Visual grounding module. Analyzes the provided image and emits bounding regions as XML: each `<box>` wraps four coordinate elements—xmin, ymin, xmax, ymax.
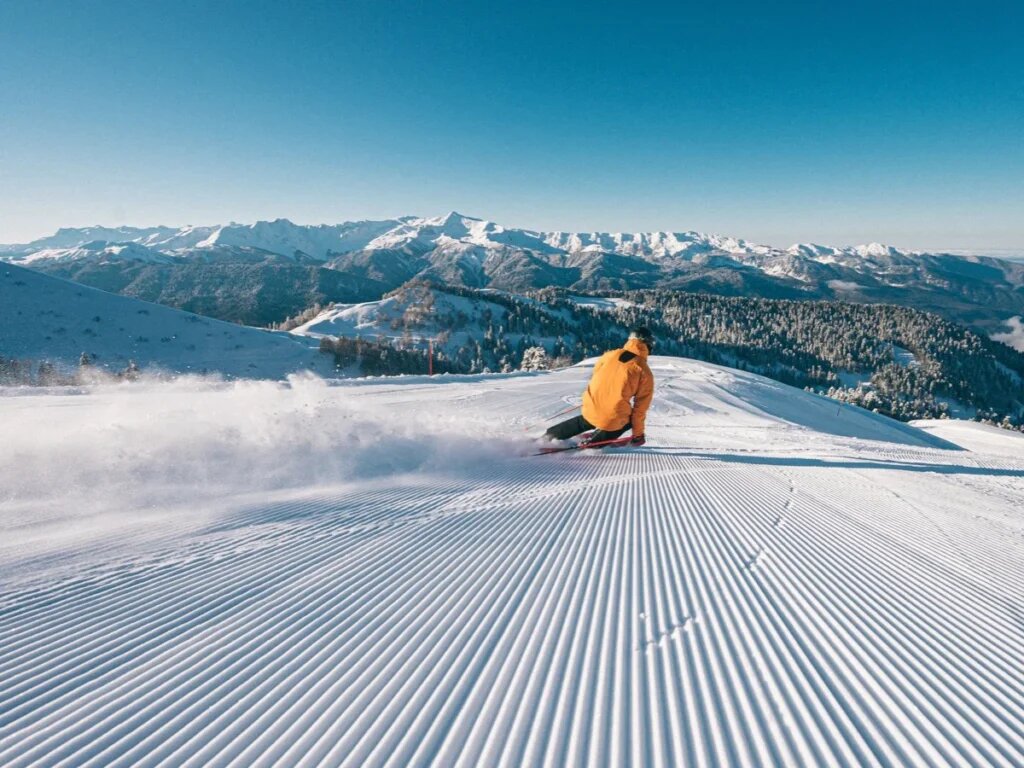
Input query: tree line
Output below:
<box><xmin>0</xmin><ymin>353</ymin><xmax>141</xmax><ymax>386</ymax></box>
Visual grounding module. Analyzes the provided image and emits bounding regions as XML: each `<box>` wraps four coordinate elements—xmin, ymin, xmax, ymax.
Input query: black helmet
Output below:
<box><xmin>629</xmin><ymin>326</ymin><xmax>655</xmax><ymax>350</ymax></box>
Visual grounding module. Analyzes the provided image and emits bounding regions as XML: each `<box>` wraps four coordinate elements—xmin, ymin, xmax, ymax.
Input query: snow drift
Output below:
<box><xmin>0</xmin><ymin>374</ymin><xmax>506</xmax><ymax>564</ymax></box>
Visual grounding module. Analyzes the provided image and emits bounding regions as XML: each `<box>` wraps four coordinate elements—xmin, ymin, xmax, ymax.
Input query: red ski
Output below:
<box><xmin>533</xmin><ymin>435</ymin><xmax>634</xmax><ymax>456</ymax></box>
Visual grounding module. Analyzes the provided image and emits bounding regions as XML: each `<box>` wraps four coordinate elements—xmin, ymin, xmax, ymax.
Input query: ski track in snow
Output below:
<box><xmin>1</xmin><ymin>359</ymin><xmax>1023</xmax><ymax>767</ymax></box>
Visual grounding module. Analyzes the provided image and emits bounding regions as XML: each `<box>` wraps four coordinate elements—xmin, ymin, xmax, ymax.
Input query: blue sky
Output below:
<box><xmin>1</xmin><ymin>0</ymin><xmax>1021</xmax><ymax>251</ymax></box>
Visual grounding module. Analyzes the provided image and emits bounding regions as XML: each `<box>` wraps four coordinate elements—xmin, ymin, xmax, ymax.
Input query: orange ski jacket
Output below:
<box><xmin>581</xmin><ymin>338</ymin><xmax>655</xmax><ymax>435</ymax></box>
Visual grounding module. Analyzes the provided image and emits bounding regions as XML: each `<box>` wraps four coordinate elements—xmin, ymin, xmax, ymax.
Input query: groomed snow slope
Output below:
<box><xmin>1</xmin><ymin>359</ymin><xmax>1023</xmax><ymax>767</ymax></box>
<box><xmin>912</xmin><ymin>418</ymin><xmax>1024</xmax><ymax>459</ymax></box>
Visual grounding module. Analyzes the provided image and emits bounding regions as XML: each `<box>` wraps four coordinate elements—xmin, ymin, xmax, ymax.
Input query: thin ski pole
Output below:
<box><xmin>522</xmin><ymin>402</ymin><xmax>580</xmax><ymax>432</ymax></box>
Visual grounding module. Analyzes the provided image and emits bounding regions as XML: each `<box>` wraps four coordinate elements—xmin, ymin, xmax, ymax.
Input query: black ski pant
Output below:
<box><xmin>545</xmin><ymin>414</ymin><xmax>630</xmax><ymax>443</ymax></box>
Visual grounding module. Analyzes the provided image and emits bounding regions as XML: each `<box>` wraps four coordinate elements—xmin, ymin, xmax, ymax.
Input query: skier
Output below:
<box><xmin>545</xmin><ymin>327</ymin><xmax>655</xmax><ymax>447</ymax></box>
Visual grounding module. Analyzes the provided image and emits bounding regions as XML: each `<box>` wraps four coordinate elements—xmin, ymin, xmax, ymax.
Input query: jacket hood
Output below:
<box><xmin>623</xmin><ymin>337</ymin><xmax>650</xmax><ymax>359</ymax></box>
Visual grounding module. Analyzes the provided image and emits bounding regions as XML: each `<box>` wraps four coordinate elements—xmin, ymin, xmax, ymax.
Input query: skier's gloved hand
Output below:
<box><xmin>630</xmin><ymin>434</ymin><xmax>646</xmax><ymax>447</ymax></box>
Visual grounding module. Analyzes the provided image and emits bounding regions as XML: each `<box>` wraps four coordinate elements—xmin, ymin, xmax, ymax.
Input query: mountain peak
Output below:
<box><xmin>427</xmin><ymin>211</ymin><xmax>481</xmax><ymax>227</ymax></box>
<box><xmin>852</xmin><ymin>242</ymin><xmax>906</xmax><ymax>258</ymax></box>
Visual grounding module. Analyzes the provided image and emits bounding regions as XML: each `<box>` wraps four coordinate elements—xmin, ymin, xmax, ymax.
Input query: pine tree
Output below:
<box><xmin>520</xmin><ymin>346</ymin><xmax>549</xmax><ymax>371</ymax></box>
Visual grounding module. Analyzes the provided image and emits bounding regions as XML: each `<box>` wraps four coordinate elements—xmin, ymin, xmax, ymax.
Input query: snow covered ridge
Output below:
<box><xmin>2</xmin><ymin>360</ymin><xmax>1023</xmax><ymax>765</ymax></box>
<box><xmin>16</xmin><ymin>240</ymin><xmax>174</xmax><ymax>265</ymax></box>
<box><xmin>0</xmin><ymin>218</ymin><xmax>411</xmax><ymax>261</ymax></box>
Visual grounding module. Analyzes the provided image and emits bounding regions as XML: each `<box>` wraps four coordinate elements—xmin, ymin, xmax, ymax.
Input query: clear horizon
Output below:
<box><xmin>2</xmin><ymin>0</ymin><xmax>1022</xmax><ymax>252</ymax></box>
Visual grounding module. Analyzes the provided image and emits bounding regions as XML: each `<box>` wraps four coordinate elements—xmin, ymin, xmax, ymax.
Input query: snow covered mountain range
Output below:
<box><xmin>4</xmin><ymin>213</ymin><xmax>1024</xmax><ymax>330</ymax></box>
<box><xmin>2</xmin><ymin>212</ymin><xmax>1009</xmax><ymax>276</ymax></box>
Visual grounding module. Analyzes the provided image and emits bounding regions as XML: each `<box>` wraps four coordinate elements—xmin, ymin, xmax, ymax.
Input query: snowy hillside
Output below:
<box><xmin>292</xmin><ymin>283</ymin><xmax>569</xmax><ymax>363</ymax></box>
<box><xmin>293</xmin><ymin>291</ymin><xmax>489</xmax><ymax>343</ymax></box>
<box><xmin>1</xmin><ymin>359</ymin><xmax>1022</xmax><ymax>766</ymax></box>
<box><xmin>0</xmin><ymin>262</ymin><xmax>326</xmax><ymax>378</ymax></box>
